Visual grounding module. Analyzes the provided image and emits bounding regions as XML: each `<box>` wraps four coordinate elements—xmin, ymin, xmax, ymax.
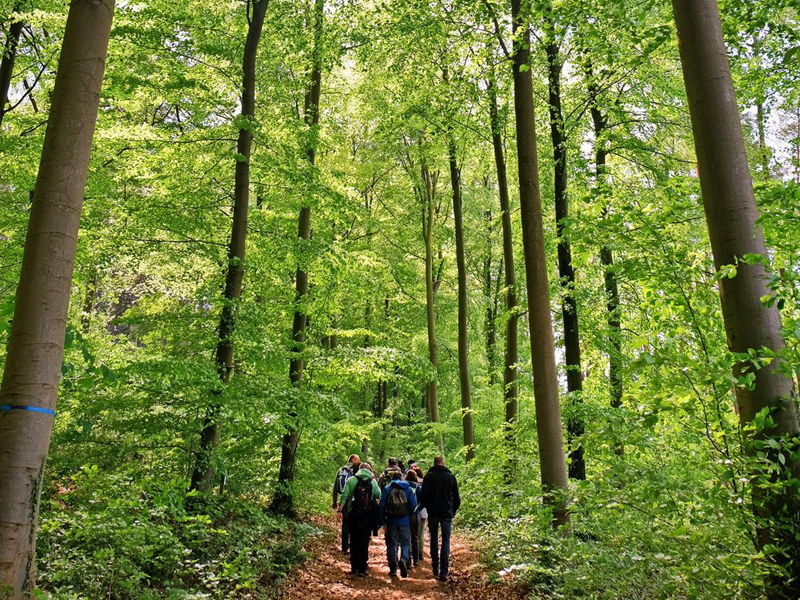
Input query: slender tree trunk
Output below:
<box><xmin>190</xmin><ymin>0</ymin><xmax>269</xmax><ymax>492</ymax></box>
<box><xmin>81</xmin><ymin>269</ymin><xmax>97</xmax><ymax>334</ymax></box>
<box><xmin>509</xmin><ymin>0</ymin><xmax>570</xmax><ymax>529</ymax></box>
<box><xmin>448</xmin><ymin>135</ymin><xmax>475</xmax><ymax>461</ymax></box>
<box><xmin>588</xmin><ymin>74</ymin><xmax>624</xmax><ymax>413</ymax></box>
<box><xmin>672</xmin><ymin>1</ymin><xmax>800</xmax><ymax>595</ymax></box>
<box><xmin>489</xmin><ymin>72</ymin><xmax>519</xmax><ymax>485</ymax></box>
<box><xmin>545</xmin><ymin>17</ymin><xmax>585</xmax><ymax>481</ymax></box>
<box><xmin>422</xmin><ymin>169</ymin><xmax>441</xmax><ymax>425</ymax></box>
<box><xmin>272</xmin><ymin>0</ymin><xmax>324</xmax><ymax>515</ymax></box>
<box><xmin>756</xmin><ymin>101</ymin><xmax>771</xmax><ymax>179</ymax></box>
<box><xmin>0</xmin><ymin>2</ymin><xmax>115</xmax><ymax>595</ymax></box>
<box><xmin>0</xmin><ymin>1</ymin><xmax>23</xmax><ymax>129</ymax></box>
<box><xmin>484</xmin><ymin>210</ymin><xmax>498</xmax><ymax>385</ymax></box>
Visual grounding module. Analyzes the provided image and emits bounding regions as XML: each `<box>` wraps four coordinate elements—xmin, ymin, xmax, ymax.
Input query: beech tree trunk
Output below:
<box><xmin>510</xmin><ymin>0</ymin><xmax>570</xmax><ymax>528</ymax></box>
<box><xmin>0</xmin><ymin>1</ymin><xmax>115</xmax><ymax>596</ymax></box>
<box><xmin>588</xmin><ymin>75</ymin><xmax>624</xmax><ymax>412</ymax></box>
<box><xmin>0</xmin><ymin>2</ymin><xmax>23</xmax><ymax>129</ymax></box>
<box><xmin>756</xmin><ymin>101</ymin><xmax>770</xmax><ymax>179</ymax></box>
<box><xmin>448</xmin><ymin>135</ymin><xmax>475</xmax><ymax>461</ymax></box>
<box><xmin>190</xmin><ymin>0</ymin><xmax>269</xmax><ymax>493</ymax></box>
<box><xmin>545</xmin><ymin>18</ymin><xmax>585</xmax><ymax>481</ymax></box>
<box><xmin>483</xmin><ymin>210</ymin><xmax>498</xmax><ymax>385</ymax></box>
<box><xmin>672</xmin><ymin>1</ymin><xmax>800</xmax><ymax>595</ymax></box>
<box><xmin>272</xmin><ymin>0</ymin><xmax>324</xmax><ymax>515</ymax></box>
<box><xmin>489</xmin><ymin>73</ymin><xmax>519</xmax><ymax>485</ymax></box>
<box><xmin>421</xmin><ymin>165</ymin><xmax>441</xmax><ymax>427</ymax></box>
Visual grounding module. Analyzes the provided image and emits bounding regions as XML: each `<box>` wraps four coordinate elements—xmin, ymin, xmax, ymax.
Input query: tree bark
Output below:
<box><xmin>545</xmin><ymin>16</ymin><xmax>585</xmax><ymax>481</ymax></box>
<box><xmin>756</xmin><ymin>101</ymin><xmax>771</xmax><ymax>179</ymax></box>
<box><xmin>588</xmin><ymin>73</ymin><xmax>624</xmax><ymax>413</ymax></box>
<box><xmin>0</xmin><ymin>1</ymin><xmax>23</xmax><ymax>129</ymax></box>
<box><xmin>448</xmin><ymin>135</ymin><xmax>475</xmax><ymax>461</ymax></box>
<box><xmin>488</xmin><ymin>72</ymin><xmax>519</xmax><ymax>486</ymax></box>
<box><xmin>0</xmin><ymin>1</ymin><xmax>115</xmax><ymax>595</ymax></box>
<box><xmin>272</xmin><ymin>0</ymin><xmax>324</xmax><ymax>516</ymax></box>
<box><xmin>483</xmin><ymin>210</ymin><xmax>498</xmax><ymax>385</ymax></box>
<box><xmin>672</xmin><ymin>1</ymin><xmax>800</xmax><ymax>595</ymax></box>
<box><xmin>189</xmin><ymin>0</ymin><xmax>269</xmax><ymax>493</ymax></box>
<box><xmin>420</xmin><ymin>165</ymin><xmax>441</xmax><ymax>426</ymax></box>
<box><xmin>509</xmin><ymin>0</ymin><xmax>570</xmax><ymax>528</ymax></box>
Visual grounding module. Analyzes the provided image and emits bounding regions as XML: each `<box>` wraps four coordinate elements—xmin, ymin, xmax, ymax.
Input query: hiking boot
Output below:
<box><xmin>390</xmin><ymin>571</ymin><xmax>398</xmax><ymax>578</ymax></box>
<box><xmin>399</xmin><ymin>559</ymin><xmax>408</xmax><ymax>578</ymax></box>
<box><xmin>356</xmin><ymin>571</ymin><xmax>368</xmax><ymax>578</ymax></box>
<box><xmin>438</xmin><ymin>574</ymin><xmax>449</xmax><ymax>583</ymax></box>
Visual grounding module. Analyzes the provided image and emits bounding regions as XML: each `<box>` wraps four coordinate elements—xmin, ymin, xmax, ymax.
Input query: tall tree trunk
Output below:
<box><xmin>484</xmin><ymin>210</ymin><xmax>498</xmax><ymax>385</ymax></box>
<box><xmin>588</xmin><ymin>73</ymin><xmax>624</xmax><ymax>413</ymax></box>
<box><xmin>190</xmin><ymin>0</ymin><xmax>269</xmax><ymax>492</ymax></box>
<box><xmin>0</xmin><ymin>1</ymin><xmax>115</xmax><ymax>595</ymax></box>
<box><xmin>448</xmin><ymin>135</ymin><xmax>475</xmax><ymax>461</ymax></box>
<box><xmin>756</xmin><ymin>101</ymin><xmax>771</xmax><ymax>179</ymax></box>
<box><xmin>420</xmin><ymin>165</ymin><xmax>443</xmax><ymax>453</ymax></box>
<box><xmin>509</xmin><ymin>0</ymin><xmax>570</xmax><ymax>529</ymax></box>
<box><xmin>545</xmin><ymin>15</ymin><xmax>585</xmax><ymax>481</ymax></box>
<box><xmin>422</xmin><ymin>166</ymin><xmax>440</xmax><ymax>425</ymax></box>
<box><xmin>488</xmin><ymin>72</ymin><xmax>519</xmax><ymax>485</ymax></box>
<box><xmin>672</xmin><ymin>1</ymin><xmax>800</xmax><ymax>595</ymax></box>
<box><xmin>272</xmin><ymin>0</ymin><xmax>324</xmax><ymax>515</ymax></box>
<box><xmin>0</xmin><ymin>1</ymin><xmax>23</xmax><ymax>129</ymax></box>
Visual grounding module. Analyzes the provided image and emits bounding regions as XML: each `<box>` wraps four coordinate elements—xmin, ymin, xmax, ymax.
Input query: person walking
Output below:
<box><xmin>338</xmin><ymin>464</ymin><xmax>381</xmax><ymax>577</ymax></box>
<box><xmin>380</xmin><ymin>471</ymin><xmax>417</xmax><ymax>578</ymax></box>
<box><xmin>332</xmin><ymin>454</ymin><xmax>360</xmax><ymax>554</ymax></box>
<box><xmin>412</xmin><ymin>464</ymin><xmax>426</xmax><ymax>560</ymax></box>
<box><xmin>421</xmin><ymin>455</ymin><xmax>460</xmax><ymax>582</ymax></box>
<box><xmin>378</xmin><ymin>457</ymin><xmax>403</xmax><ymax>488</ymax></box>
<box><xmin>404</xmin><ymin>470</ymin><xmax>422</xmax><ymax>567</ymax></box>
<box><xmin>360</xmin><ymin>462</ymin><xmax>381</xmax><ymax>537</ymax></box>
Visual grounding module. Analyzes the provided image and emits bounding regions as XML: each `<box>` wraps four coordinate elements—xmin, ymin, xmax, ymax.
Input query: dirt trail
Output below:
<box><xmin>281</xmin><ymin>518</ymin><xmax>528</xmax><ymax>600</ymax></box>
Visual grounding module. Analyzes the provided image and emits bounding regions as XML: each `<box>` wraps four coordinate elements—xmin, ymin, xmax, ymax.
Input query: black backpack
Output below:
<box><xmin>386</xmin><ymin>484</ymin><xmax>409</xmax><ymax>518</ymax></box>
<box><xmin>350</xmin><ymin>477</ymin><xmax>373</xmax><ymax>516</ymax></box>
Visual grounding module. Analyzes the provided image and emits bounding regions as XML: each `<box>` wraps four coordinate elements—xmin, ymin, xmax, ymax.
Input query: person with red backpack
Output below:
<box><xmin>332</xmin><ymin>454</ymin><xmax>360</xmax><ymax>554</ymax></box>
<box><xmin>380</xmin><ymin>471</ymin><xmax>418</xmax><ymax>578</ymax></box>
<box><xmin>337</xmin><ymin>465</ymin><xmax>381</xmax><ymax>577</ymax></box>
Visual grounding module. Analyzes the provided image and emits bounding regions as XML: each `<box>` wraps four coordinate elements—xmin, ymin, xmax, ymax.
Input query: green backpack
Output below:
<box><xmin>386</xmin><ymin>484</ymin><xmax>408</xmax><ymax>518</ymax></box>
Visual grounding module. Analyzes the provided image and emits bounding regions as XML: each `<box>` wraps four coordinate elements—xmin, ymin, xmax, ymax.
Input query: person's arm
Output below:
<box><xmin>452</xmin><ymin>475</ymin><xmax>461</xmax><ymax>514</ymax></box>
<box><xmin>380</xmin><ymin>486</ymin><xmax>393</xmax><ymax>526</ymax></box>
<box><xmin>419</xmin><ymin>477</ymin><xmax>429</xmax><ymax>509</ymax></box>
<box><xmin>338</xmin><ymin>477</ymin><xmax>353</xmax><ymax>512</ymax></box>
<box><xmin>371</xmin><ymin>479</ymin><xmax>382</xmax><ymax>503</ymax></box>
<box><xmin>407</xmin><ymin>486</ymin><xmax>418</xmax><ymax>512</ymax></box>
<box><xmin>332</xmin><ymin>475</ymin><xmax>340</xmax><ymax>508</ymax></box>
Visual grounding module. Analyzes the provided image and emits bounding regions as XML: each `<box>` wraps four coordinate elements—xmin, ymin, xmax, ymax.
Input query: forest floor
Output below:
<box><xmin>280</xmin><ymin>517</ymin><xmax>530</xmax><ymax>600</ymax></box>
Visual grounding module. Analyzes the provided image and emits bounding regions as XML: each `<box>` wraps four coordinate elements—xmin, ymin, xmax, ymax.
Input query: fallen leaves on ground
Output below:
<box><xmin>280</xmin><ymin>517</ymin><xmax>530</xmax><ymax>600</ymax></box>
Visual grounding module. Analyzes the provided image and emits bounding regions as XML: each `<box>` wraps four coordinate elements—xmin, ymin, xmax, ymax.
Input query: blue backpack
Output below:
<box><xmin>335</xmin><ymin>465</ymin><xmax>353</xmax><ymax>494</ymax></box>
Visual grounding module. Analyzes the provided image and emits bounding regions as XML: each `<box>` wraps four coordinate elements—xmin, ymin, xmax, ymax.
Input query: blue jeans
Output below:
<box><xmin>428</xmin><ymin>517</ymin><xmax>452</xmax><ymax>578</ymax></box>
<box><xmin>385</xmin><ymin>523</ymin><xmax>411</xmax><ymax>574</ymax></box>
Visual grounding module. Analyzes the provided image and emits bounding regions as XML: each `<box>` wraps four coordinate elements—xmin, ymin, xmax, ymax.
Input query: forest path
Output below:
<box><xmin>280</xmin><ymin>517</ymin><xmax>529</xmax><ymax>600</ymax></box>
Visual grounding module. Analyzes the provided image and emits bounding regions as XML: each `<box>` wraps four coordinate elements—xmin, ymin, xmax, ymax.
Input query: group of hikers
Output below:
<box><xmin>332</xmin><ymin>454</ymin><xmax>460</xmax><ymax>582</ymax></box>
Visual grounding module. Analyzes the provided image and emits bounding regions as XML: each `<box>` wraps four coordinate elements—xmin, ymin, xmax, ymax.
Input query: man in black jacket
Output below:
<box><xmin>420</xmin><ymin>455</ymin><xmax>460</xmax><ymax>582</ymax></box>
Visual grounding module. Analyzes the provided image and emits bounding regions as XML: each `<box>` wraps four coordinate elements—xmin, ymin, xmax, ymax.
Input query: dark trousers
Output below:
<box><xmin>408</xmin><ymin>513</ymin><xmax>420</xmax><ymax>564</ymax></box>
<box><xmin>349</xmin><ymin>515</ymin><xmax>372</xmax><ymax>574</ymax></box>
<box><xmin>341</xmin><ymin>509</ymin><xmax>349</xmax><ymax>552</ymax></box>
<box><xmin>428</xmin><ymin>516</ymin><xmax>452</xmax><ymax>578</ymax></box>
